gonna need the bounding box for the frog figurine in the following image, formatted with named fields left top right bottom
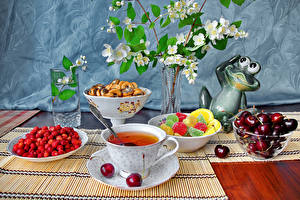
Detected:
left=199, top=55, right=261, bottom=132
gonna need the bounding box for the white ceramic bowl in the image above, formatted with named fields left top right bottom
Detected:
left=7, top=128, right=88, bottom=162
left=148, top=113, right=221, bottom=152
left=83, top=87, right=152, bottom=126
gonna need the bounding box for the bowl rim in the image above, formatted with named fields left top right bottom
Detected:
left=148, top=113, right=222, bottom=139
left=83, top=87, right=152, bottom=99
left=232, top=121, right=294, bottom=138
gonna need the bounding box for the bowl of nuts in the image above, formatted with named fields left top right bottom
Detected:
left=83, top=79, right=152, bottom=126
left=233, top=110, right=298, bottom=160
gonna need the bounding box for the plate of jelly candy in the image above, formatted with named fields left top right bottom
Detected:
left=159, top=109, right=221, bottom=137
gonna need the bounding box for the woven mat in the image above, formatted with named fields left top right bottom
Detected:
left=0, top=110, right=40, bottom=137
left=0, top=128, right=227, bottom=200
left=202, top=112, right=300, bottom=163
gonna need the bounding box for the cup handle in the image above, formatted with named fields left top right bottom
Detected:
left=152, top=137, right=179, bottom=166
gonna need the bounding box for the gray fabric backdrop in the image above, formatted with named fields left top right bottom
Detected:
left=0, top=0, right=299, bottom=111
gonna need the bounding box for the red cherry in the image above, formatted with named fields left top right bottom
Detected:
left=257, top=113, right=270, bottom=124
left=257, top=124, right=271, bottom=135
left=247, top=143, right=257, bottom=154
left=271, top=113, right=284, bottom=124
left=234, top=116, right=245, bottom=128
left=214, top=145, right=230, bottom=158
left=126, top=173, right=143, bottom=187
left=240, top=111, right=251, bottom=118
left=100, top=163, right=115, bottom=178
left=255, top=140, right=268, bottom=151
left=283, top=119, right=298, bottom=132
left=245, top=115, right=258, bottom=127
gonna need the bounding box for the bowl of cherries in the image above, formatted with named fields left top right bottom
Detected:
left=233, top=110, right=298, bottom=160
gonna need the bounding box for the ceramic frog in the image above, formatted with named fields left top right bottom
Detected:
left=199, top=55, right=261, bottom=132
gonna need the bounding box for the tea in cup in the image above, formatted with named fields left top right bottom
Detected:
left=101, top=123, right=179, bottom=178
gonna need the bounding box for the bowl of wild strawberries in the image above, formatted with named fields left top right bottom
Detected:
left=7, top=125, right=88, bottom=162
left=233, top=110, right=298, bottom=160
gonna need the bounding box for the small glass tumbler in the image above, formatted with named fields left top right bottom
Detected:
left=50, top=68, right=81, bottom=127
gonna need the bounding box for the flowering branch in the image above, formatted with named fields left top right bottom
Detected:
left=102, top=0, right=248, bottom=84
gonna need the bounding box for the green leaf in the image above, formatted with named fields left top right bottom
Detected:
left=195, top=48, right=207, bottom=59
left=161, top=16, right=171, bottom=28
left=150, top=4, right=160, bottom=18
left=62, top=56, right=73, bottom=71
left=127, top=2, right=136, bottom=20
left=167, top=37, right=177, bottom=46
left=141, top=12, right=149, bottom=24
left=149, top=22, right=155, bottom=29
left=58, top=89, right=76, bottom=101
left=129, top=43, right=146, bottom=52
left=120, top=57, right=133, bottom=74
left=51, top=83, right=59, bottom=96
left=116, top=26, right=123, bottom=40
left=108, top=62, right=115, bottom=66
left=178, top=16, right=194, bottom=29
left=160, top=18, right=164, bottom=26
left=135, top=63, right=148, bottom=75
left=170, top=1, right=175, bottom=7
left=232, top=0, right=245, bottom=6
left=124, top=28, right=134, bottom=43
left=109, top=16, right=120, bottom=25
left=131, top=25, right=145, bottom=45
left=152, top=58, right=158, bottom=68
left=157, top=34, right=168, bottom=53
left=212, top=38, right=228, bottom=50
left=220, top=0, right=231, bottom=8
left=231, top=20, right=242, bottom=28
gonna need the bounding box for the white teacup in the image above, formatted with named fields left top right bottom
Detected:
left=101, top=123, right=179, bottom=178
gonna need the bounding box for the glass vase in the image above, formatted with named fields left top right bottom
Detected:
left=50, top=68, right=81, bottom=127
left=161, top=65, right=182, bottom=114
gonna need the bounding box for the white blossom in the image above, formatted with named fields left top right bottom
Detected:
left=193, top=33, right=205, bottom=46
left=168, top=45, right=178, bottom=55
left=176, top=33, right=185, bottom=45
left=102, top=44, right=113, bottom=57
left=57, top=76, right=71, bottom=85
left=123, top=17, right=132, bottom=25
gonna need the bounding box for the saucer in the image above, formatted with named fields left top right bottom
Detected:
left=86, top=147, right=179, bottom=190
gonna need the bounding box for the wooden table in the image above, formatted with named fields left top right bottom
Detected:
left=21, top=104, right=300, bottom=199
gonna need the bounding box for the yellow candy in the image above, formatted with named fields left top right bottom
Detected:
left=190, top=108, right=214, bottom=124
left=160, top=124, right=174, bottom=135
left=183, top=115, right=198, bottom=127
left=204, top=119, right=221, bottom=135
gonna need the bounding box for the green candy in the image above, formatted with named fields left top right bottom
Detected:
left=197, top=114, right=207, bottom=124
left=166, top=114, right=179, bottom=123
left=188, top=127, right=204, bottom=137
left=165, top=120, right=175, bottom=128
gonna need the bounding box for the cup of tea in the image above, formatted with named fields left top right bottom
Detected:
left=101, top=123, right=179, bottom=178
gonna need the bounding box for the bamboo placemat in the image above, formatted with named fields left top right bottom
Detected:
left=203, top=112, right=300, bottom=163
left=0, top=110, right=40, bottom=137
left=0, top=128, right=227, bottom=200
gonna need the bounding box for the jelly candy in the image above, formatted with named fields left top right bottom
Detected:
left=204, top=119, right=221, bottom=136
left=191, top=108, right=214, bottom=124
left=160, top=124, right=174, bottom=135
left=172, top=122, right=187, bottom=136
left=166, top=115, right=179, bottom=123
left=188, top=127, right=204, bottom=137
left=183, top=115, right=198, bottom=127
left=197, top=114, right=207, bottom=124
left=194, top=122, right=208, bottom=132
left=176, top=112, right=187, bottom=122
left=165, top=120, right=175, bottom=128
